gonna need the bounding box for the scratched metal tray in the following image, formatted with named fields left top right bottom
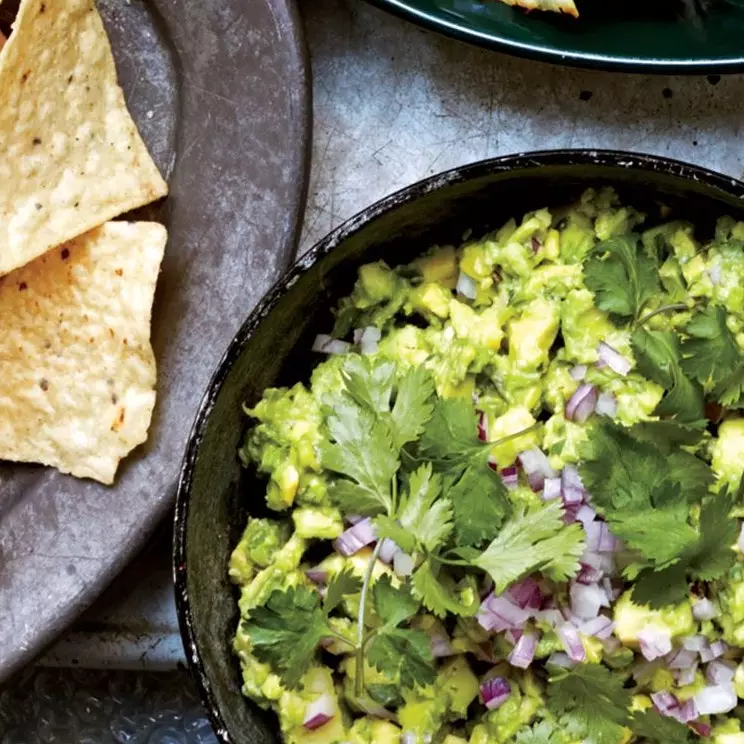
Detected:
left=0, top=0, right=310, bottom=682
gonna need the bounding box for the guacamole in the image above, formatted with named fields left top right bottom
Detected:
left=231, top=188, right=744, bottom=744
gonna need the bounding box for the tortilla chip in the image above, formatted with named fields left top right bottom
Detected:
left=0, top=0, right=168, bottom=277
left=499, top=0, right=579, bottom=16
left=0, top=222, right=166, bottom=484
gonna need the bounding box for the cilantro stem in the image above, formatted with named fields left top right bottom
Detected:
left=635, top=303, right=690, bottom=328
left=490, top=423, right=541, bottom=448
left=355, top=540, right=383, bottom=697
left=430, top=554, right=471, bottom=567
left=391, top=475, right=398, bottom=514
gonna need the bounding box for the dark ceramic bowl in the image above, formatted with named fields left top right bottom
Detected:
left=174, top=150, right=744, bottom=744
left=365, top=0, right=744, bottom=73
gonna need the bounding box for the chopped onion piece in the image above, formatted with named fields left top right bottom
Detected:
left=638, top=627, right=673, bottom=661
left=597, top=342, right=632, bottom=376
left=700, top=640, right=727, bottom=663
left=580, top=615, right=614, bottom=640
left=480, top=677, right=511, bottom=710
left=507, top=578, right=543, bottom=610
left=518, top=448, right=556, bottom=492
left=393, top=551, right=415, bottom=577
left=651, top=691, right=678, bottom=717
left=565, top=383, right=598, bottom=424
left=378, top=538, right=400, bottom=564
left=706, top=660, right=736, bottom=685
left=478, top=593, right=530, bottom=631
left=673, top=699, right=698, bottom=723
left=312, top=334, right=351, bottom=355
left=595, top=391, right=618, bottom=418
left=303, top=694, right=335, bottom=730
left=709, top=263, right=723, bottom=286
left=333, top=518, right=376, bottom=556
left=689, top=721, right=712, bottom=737
left=694, top=683, right=738, bottom=715
left=359, top=326, right=381, bottom=355
left=547, top=652, right=575, bottom=668
left=676, top=662, right=698, bottom=687
left=570, top=582, right=609, bottom=620
left=477, top=411, right=489, bottom=442
left=692, top=596, right=718, bottom=621
left=305, top=567, right=329, bottom=584
left=508, top=631, right=538, bottom=669
left=682, top=635, right=708, bottom=652
left=542, top=477, right=562, bottom=501
left=570, top=364, right=587, bottom=381
left=431, top=634, right=454, bottom=658
left=456, top=271, right=478, bottom=300
left=557, top=623, right=586, bottom=662
left=666, top=648, right=697, bottom=669
left=584, top=521, right=617, bottom=553
left=500, top=465, right=519, bottom=490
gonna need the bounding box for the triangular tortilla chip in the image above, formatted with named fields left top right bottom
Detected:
left=0, top=222, right=166, bottom=484
left=499, top=0, right=579, bottom=16
left=0, top=0, right=168, bottom=276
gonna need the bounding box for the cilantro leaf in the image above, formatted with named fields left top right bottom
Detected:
left=391, top=366, right=436, bottom=448
left=367, top=576, right=433, bottom=690
left=374, top=515, right=417, bottom=554
left=631, top=562, right=689, bottom=608
left=411, top=560, right=479, bottom=618
left=682, top=305, right=744, bottom=408
left=420, top=398, right=511, bottom=546
left=242, top=586, right=330, bottom=687
left=372, top=575, right=419, bottom=627
left=341, top=355, right=396, bottom=414
left=631, top=327, right=704, bottom=423
left=583, top=234, right=660, bottom=321
left=629, top=709, right=694, bottom=744
left=514, top=721, right=562, bottom=744
left=367, top=627, right=435, bottom=690
left=324, top=567, right=362, bottom=614
left=472, top=501, right=585, bottom=593
left=630, top=419, right=707, bottom=449
left=321, top=395, right=398, bottom=515
left=546, top=664, right=631, bottom=744
left=398, top=464, right=453, bottom=551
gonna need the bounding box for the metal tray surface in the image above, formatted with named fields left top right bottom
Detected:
left=0, top=0, right=310, bottom=681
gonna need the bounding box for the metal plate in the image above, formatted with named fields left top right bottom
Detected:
left=365, top=0, right=744, bottom=73
left=0, top=0, right=310, bottom=682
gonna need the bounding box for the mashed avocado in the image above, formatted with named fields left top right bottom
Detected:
left=232, top=189, right=744, bottom=743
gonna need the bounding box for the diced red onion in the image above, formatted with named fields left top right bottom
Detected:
left=580, top=615, right=614, bottom=640
left=507, top=578, right=543, bottom=610
left=487, top=454, right=499, bottom=472
left=352, top=328, right=364, bottom=344
left=531, top=236, right=541, bottom=254
left=666, top=648, right=698, bottom=669
left=565, top=383, right=598, bottom=424
left=674, top=699, right=698, bottom=724
left=431, top=634, right=454, bottom=658
left=505, top=629, right=523, bottom=645
left=597, top=342, right=632, bottom=376
left=651, top=691, right=679, bottom=717
left=595, top=391, right=618, bottom=418
left=500, top=466, right=519, bottom=490
left=547, top=652, right=575, bottom=668
left=456, top=271, right=478, bottom=300
left=478, top=593, right=530, bottom=632
left=584, top=521, right=618, bottom=553
left=477, top=411, right=488, bottom=442
left=682, top=635, right=707, bottom=652
left=581, top=549, right=614, bottom=577
left=359, top=326, right=381, bottom=355
left=676, top=662, right=698, bottom=687
left=709, top=263, right=723, bottom=286
left=303, top=694, right=335, bottom=730
left=738, top=522, right=744, bottom=552
left=570, top=582, right=609, bottom=620
left=638, top=627, right=673, bottom=661
left=333, top=518, right=376, bottom=556
left=576, top=562, right=603, bottom=585
left=518, top=449, right=557, bottom=492
left=557, top=623, right=586, bottom=662
left=694, top=683, right=738, bottom=715
left=378, top=538, right=400, bottom=564
left=692, top=597, right=718, bottom=621
left=689, top=721, right=712, bottom=737
left=570, top=364, right=587, bottom=381
left=305, top=567, right=329, bottom=584
left=575, top=504, right=597, bottom=529
left=508, top=631, right=538, bottom=669
left=706, top=660, right=735, bottom=685
left=346, top=514, right=364, bottom=525
left=542, top=477, right=562, bottom=502
left=393, top=551, right=414, bottom=577
left=312, top=334, right=351, bottom=355
left=700, top=640, right=727, bottom=663
left=480, top=677, right=511, bottom=710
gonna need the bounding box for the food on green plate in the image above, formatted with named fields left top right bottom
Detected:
left=499, top=0, right=578, bottom=18
left=231, top=187, right=744, bottom=743
left=0, top=222, right=166, bottom=484
left=0, top=0, right=168, bottom=277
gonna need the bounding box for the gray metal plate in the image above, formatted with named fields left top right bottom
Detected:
left=0, top=0, right=310, bottom=681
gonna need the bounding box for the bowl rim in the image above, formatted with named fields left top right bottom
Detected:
left=363, top=0, right=744, bottom=74
left=173, top=148, right=744, bottom=744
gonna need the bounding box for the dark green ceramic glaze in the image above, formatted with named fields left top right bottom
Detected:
left=366, top=0, right=744, bottom=72
left=174, top=151, right=744, bottom=744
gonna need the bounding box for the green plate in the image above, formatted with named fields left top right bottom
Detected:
left=366, top=0, right=744, bottom=72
